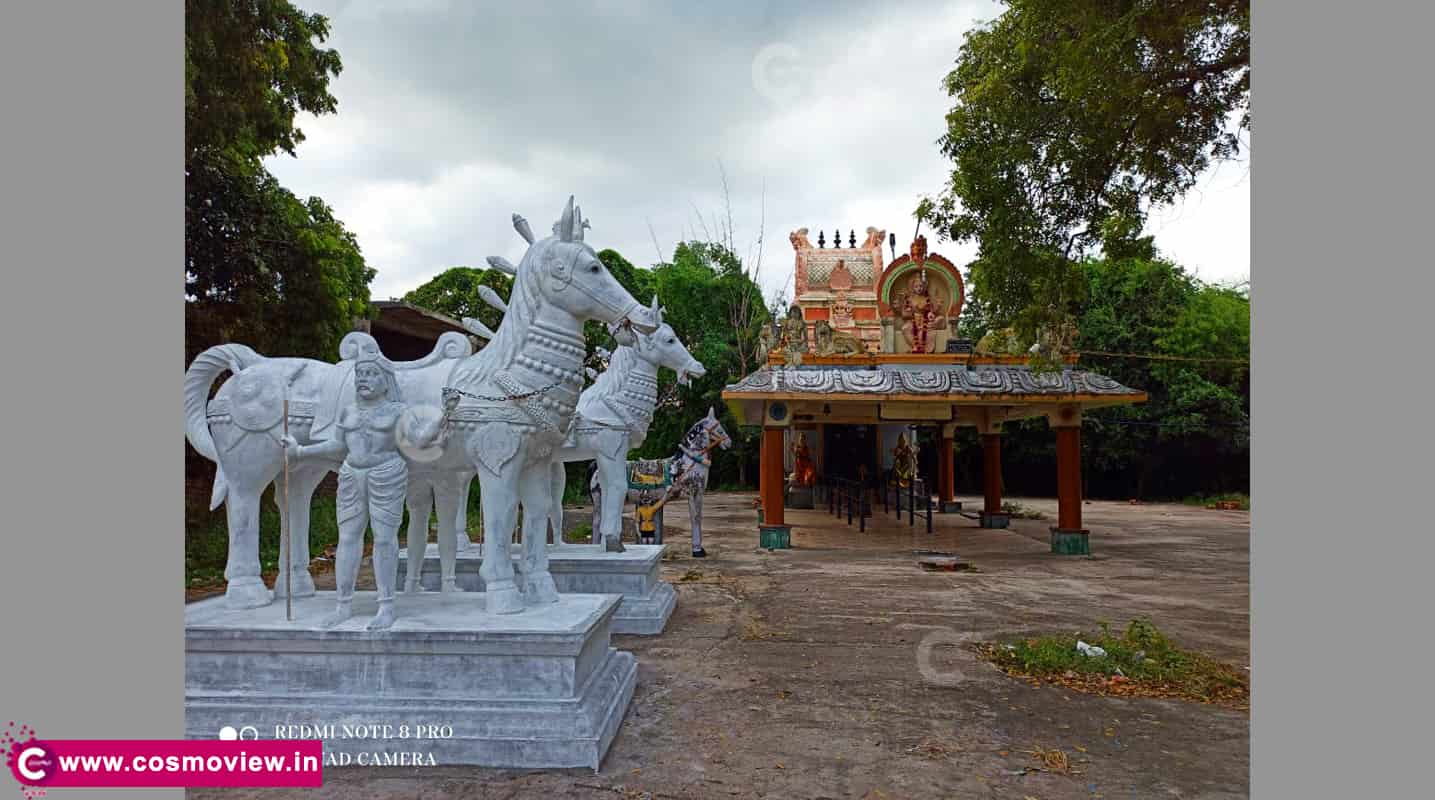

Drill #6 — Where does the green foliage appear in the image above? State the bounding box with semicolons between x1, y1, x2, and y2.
987;618;1247;702
185;0;342;161
954;255;1248;499
185;486;341;588
402;266;514;333
919;0;1249;332
185;0;371;365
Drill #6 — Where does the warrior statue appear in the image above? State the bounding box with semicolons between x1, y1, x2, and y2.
282;349;448;629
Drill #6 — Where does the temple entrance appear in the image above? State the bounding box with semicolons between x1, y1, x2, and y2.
821;424;878;483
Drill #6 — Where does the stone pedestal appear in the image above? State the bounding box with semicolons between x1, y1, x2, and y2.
1049;527;1090;555
978;511;1010;529
785;485;814;509
398;543;676;635
939;500;963;513
185;591;636;770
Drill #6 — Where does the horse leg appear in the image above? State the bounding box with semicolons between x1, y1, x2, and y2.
518;461;561;604
222;484;272;609
454;472;475;552
690;487;707;558
432;471;465;592
402;478;434;594
478;466;524;614
274;463;326;598
549;459;565;546
596;455;628;553
588;463;602;545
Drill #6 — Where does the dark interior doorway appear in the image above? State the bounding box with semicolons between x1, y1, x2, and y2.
822;424;878;483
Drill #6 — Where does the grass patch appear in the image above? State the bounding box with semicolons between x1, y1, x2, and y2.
978;618;1248;709
1001;501;1047;520
563;521;593;544
1181;492;1250;510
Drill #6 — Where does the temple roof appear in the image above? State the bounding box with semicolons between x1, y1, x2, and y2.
721;363;1146;425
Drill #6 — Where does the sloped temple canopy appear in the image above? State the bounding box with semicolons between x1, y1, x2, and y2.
721;355;1147;553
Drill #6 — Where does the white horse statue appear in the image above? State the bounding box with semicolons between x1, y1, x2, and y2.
535;300;705;556
184;329;473;608
187;196;657;613
588;408;732;557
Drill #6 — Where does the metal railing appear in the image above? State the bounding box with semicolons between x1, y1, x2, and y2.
824;475;870;532
884;475;933;534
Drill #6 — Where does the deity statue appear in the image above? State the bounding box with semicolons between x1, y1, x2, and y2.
283;350;448;630
899;269;947;354
788;432;816;486
892;433;918;489
830;290;854;329
779;304;809;367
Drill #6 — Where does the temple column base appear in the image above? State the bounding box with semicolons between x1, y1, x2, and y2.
1049;527;1090;555
978;511;1010;529
759;524;792;550
939;500;963;513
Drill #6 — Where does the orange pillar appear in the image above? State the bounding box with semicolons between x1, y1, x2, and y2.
981;434;1002;514
760;427;785;527
1055;426;1082;531
938;434;955;504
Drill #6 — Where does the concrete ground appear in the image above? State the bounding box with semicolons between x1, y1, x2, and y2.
190;491;1250;799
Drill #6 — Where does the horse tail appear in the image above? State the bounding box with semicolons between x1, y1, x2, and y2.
185;344;265;508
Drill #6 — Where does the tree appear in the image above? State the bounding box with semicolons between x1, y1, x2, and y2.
918;0;1249;336
185;0;342;161
402;266;515;334
184;0;372;364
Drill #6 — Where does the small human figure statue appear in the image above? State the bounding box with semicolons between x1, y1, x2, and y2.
282;350;448;630
779;304;809;367
899;269;946;354
892;433;918;489
789;432;816;486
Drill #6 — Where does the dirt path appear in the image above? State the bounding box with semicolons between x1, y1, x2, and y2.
190;493;1250;799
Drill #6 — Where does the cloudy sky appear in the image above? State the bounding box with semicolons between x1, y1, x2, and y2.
265;0;1251;305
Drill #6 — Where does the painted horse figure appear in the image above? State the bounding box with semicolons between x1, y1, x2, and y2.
542;299;706;554
589;408;732;557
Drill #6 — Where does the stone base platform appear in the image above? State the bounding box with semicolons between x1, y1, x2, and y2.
398;543;676;635
185;591;636;770
979;511;1011;529
785;485;814;509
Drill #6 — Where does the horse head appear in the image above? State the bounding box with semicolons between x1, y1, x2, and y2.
629;296;706;386
687;406;732;453
519;195;657;334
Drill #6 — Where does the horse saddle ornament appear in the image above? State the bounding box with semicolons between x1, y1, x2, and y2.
228;370;285;432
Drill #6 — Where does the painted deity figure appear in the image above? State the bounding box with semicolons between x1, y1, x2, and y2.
789;432;816;486
899;269;946;354
283;351;447;630
892;433;918;488
830;291;854;329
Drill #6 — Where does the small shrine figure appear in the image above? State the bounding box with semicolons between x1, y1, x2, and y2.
788;432;816;486
283;350;448;630
830;290;854;329
892;433;918;489
779;304;809;367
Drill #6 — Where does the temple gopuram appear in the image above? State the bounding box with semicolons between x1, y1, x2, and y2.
722;229;1148;555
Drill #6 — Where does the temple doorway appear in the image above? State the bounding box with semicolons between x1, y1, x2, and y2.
821;424;878;483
